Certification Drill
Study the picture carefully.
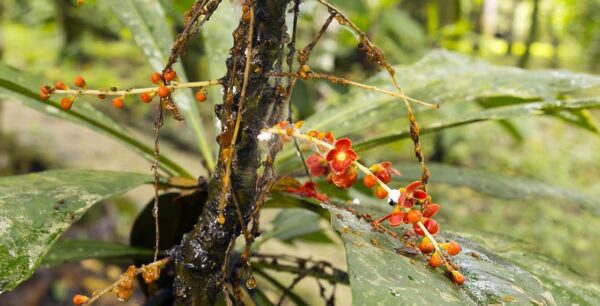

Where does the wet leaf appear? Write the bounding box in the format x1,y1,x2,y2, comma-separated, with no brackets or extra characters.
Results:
0,63,190,177
107,0,215,170
0,170,150,292
326,204,558,305
42,240,154,267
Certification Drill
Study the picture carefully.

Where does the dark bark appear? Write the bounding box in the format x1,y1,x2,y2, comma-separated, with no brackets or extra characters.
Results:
171,1,291,305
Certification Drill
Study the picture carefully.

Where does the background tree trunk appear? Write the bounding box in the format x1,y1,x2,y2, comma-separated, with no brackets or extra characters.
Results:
172,1,291,305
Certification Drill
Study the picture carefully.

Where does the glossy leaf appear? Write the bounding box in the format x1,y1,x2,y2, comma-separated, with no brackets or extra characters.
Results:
42,240,154,267
0,170,150,292
326,204,559,305
255,208,332,248
107,0,215,171
0,63,190,177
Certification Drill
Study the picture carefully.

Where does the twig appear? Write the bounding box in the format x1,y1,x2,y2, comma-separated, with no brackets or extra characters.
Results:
51,80,221,97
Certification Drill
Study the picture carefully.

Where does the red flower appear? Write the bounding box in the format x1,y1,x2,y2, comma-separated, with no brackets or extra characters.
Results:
331,166,357,189
288,181,329,202
305,154,330,177
326,138,358,173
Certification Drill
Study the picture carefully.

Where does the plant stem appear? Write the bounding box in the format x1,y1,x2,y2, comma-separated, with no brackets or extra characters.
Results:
52,80,222,97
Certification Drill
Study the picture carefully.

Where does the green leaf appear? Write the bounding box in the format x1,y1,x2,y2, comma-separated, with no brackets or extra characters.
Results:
457,231,600,305
256,209,332,248
0,63,190,177
326,204,558,305
392,162,600,214
354,98,600,151
107,0,215,171
42,240,154,267
0,169,150,292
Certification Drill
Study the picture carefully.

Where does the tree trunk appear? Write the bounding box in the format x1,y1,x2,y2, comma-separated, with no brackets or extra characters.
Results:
518,0,540,68
171,1,291,305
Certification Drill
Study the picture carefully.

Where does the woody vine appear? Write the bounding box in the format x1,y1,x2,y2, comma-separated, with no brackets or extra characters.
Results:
39,0,464,304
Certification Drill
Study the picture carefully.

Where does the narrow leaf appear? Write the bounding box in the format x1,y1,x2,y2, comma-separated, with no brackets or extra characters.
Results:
42,240,154,267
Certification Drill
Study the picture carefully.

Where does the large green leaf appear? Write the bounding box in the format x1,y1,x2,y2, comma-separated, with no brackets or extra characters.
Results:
0,64,190,177
42,240,154,267
355,98,600,152
276,50,600,168
107,0,215,171
392,162,600,214
326,204,561,305
0,170,150,292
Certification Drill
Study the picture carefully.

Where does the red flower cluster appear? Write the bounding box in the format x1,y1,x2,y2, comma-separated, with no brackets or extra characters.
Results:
325,138,359,188
306,154,330,177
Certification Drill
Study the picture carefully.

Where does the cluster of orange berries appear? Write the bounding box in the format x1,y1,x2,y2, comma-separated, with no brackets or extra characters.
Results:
39,69,208,111
71,264,160,305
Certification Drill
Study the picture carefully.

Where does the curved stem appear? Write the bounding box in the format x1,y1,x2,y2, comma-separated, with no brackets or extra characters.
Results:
52,80,222,97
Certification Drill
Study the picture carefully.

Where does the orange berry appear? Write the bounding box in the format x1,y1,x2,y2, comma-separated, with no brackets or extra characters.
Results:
157,85,170,98
41,85,53,94
73,76,86,88
141,92,153,103
429,251,442,267
363,174,377,189
72,294,89,305
60,97,74,110
195,89,207,102
374,186,388,199
451,270,465,285
307,130,319,138
406,209,422,224
163,69,177,81
419,237,434,253
40,92,50,101
389,211,404,227
151,72,162,84
76,0,84,5
444,242,461,256
112,97,125,109
55,81,68,90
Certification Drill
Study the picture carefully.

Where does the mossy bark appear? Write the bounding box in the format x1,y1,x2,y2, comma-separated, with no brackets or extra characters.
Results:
172,1,291,305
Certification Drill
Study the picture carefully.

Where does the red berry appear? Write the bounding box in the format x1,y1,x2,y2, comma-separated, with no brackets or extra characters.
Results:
388,212,404,227
41,85,53,94
451,270,465,285
141,92,153,103
195,89,207,102
40,92,50,101
424,219,439,235
55,81,68,90
405,209,422,224
163,69,177,81
418,237,434,253
375,169,391,184
60,97,74,110
429,251,442,267
151,72,162,84
374,186,388,199
422,204,440,218
72,294,89,305
73,76,86,88
413,223,424,236
157,85,170,98
363,174,377,189
112,97,125,109
331,167,357,189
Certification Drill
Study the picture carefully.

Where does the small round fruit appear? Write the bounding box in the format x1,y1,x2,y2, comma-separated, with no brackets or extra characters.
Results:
429,251,442,267
164,69,177,81
55,81,68,90
112,97,125,109
157,85,170,98
40,92,50,101
151,72,162,84
413,223,424,236
389,212,404,227
374,186,388,199
445,242,461,256
424,219,439,235
405,209,422,224
376,170,391,184
72,294,89,305
195,89,207,102
60,97,74,110
419,237,434,253
141,92,153,103
41,85,53,94
363,174,377,189
451,270,465,285
73,76,86,88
